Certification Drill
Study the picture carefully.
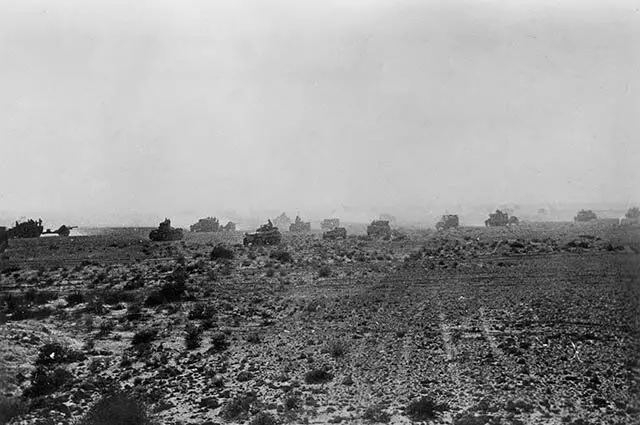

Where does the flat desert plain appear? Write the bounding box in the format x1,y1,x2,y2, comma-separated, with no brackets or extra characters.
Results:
0,222,638,425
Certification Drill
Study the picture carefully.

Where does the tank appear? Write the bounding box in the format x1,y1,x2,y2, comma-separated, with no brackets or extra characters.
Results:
6,219,44,239
321,218,340,230
190,217,220,232
436,214,459,230
0,226,8,253
574,210,597,222
43,225,77,237
289,216,311,232
485,210,511,227
367,220,392,238
323,227,347,240
149,219,184,241
243,220,282,246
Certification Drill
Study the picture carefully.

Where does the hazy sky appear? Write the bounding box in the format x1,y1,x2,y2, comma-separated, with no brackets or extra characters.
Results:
1,0,638,224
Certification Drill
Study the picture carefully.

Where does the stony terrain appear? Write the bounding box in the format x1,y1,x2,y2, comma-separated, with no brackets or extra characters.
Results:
0,222,638,425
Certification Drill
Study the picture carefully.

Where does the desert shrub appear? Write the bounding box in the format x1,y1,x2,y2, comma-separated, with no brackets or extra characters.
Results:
323,339,348,358
24,289,58,306
405,396,448,422
65,292,85,307
184,324,202,350
453,413,493,425
249,411,278,425
35,342,85,366
7,305,54,321
125,303,144,321
220,393,258,421
283,393,301,411
363,404,391,423
170,266,188,286
304,367,333,384
144,280,186,306
270,250,293,263
98,319,116,336
317,266,331,278
188,303,216,320
0,396,28,424
131,328,158,346
210,332,229,352
246,332,261,344
211,245,235,261
265,268,275,278
24,366,74,398
84,297,108,316
79,392,153,425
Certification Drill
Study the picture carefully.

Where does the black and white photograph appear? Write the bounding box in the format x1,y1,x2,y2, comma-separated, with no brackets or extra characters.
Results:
0,0,638,424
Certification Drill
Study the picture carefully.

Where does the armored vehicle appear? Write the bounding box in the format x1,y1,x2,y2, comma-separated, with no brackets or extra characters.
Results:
243,220,282,246
322,227,347,240
574,210,597,222
436,214,459,230
321,218,340,230
7,219,44,239
289,216,311,232
190,217,220,232
43,225,77,237
367,220,392,238
484,210,511,227
149,219,184,241
0,227,7,253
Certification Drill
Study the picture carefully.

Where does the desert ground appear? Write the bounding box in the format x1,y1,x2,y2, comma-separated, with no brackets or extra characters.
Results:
0,222,638,425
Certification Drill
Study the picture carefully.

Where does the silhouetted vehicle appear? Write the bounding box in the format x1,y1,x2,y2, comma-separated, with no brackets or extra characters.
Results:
149,219,184,241
7,219,44,239
367,220,392,238
289,216,311,232
243,220,282,246
574,210,597,222
436,214,459,230
321,218,340,230
0,227,7,253
43,225,77,237
190,217,221,232
323,227,347,240
485,210,512,227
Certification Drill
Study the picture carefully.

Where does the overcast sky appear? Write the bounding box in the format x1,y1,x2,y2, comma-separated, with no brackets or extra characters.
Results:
0,0,638,224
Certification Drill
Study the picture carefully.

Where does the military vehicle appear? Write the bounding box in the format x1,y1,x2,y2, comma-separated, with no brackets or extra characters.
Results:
243,220,282,246
322,227,347,240
289,216,311,232
43,225,77,237
190,217,221,232
0,227,8,253
367,220,392,238
436,214,459,230
149,219,184,241
574,210,597,222
223,221,237,232
485,210,512,227
6,219,44,239
321,218,340,230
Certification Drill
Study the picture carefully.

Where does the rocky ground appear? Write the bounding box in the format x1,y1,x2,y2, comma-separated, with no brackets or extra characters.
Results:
0,222,638,424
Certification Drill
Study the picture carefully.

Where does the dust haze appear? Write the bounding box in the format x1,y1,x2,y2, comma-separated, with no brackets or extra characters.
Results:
1,0,638,227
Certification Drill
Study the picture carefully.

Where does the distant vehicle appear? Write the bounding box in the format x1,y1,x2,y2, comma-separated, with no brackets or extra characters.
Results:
6,219,44,239
379,213,396,223
43,225,77,237
149,219,184,241
243,220,282,246
485,210,519,227
321,218,340,230
289,216,311,232
574,210,597,222
323,227,347,240
436,214,459,230
367,220,392,238
190,217,221,232
0,227,7,253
